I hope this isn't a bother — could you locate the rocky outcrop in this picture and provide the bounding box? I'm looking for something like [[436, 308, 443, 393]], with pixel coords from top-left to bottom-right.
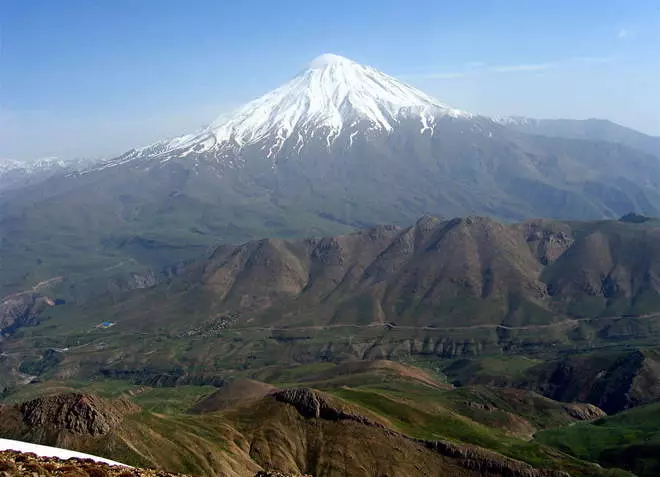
[[107, 269, 158, 293], [272, 388, 327, 419], [417, 439, 571, 477], [272, 388, 384, 427], [562, 403, 606, 421], [0, 293, 51, 335], [19, 393, 139, 437], [524, 222, 574, 265]]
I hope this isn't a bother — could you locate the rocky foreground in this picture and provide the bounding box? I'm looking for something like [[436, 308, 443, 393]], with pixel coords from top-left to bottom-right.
[[0, 450, 183, 476], [0, 450, 310, 477]]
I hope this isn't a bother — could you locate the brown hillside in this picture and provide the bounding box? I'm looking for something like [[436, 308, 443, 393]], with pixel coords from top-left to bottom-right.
[[188, 379, 275, 414], [236, 388, 573, 477], [0, 389, 607, 477], [94, 216, 660, 335], [293, 359, 448, 389]]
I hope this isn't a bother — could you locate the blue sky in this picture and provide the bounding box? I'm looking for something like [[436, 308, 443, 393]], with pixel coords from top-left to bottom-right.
[[2, 0, 659, 160]]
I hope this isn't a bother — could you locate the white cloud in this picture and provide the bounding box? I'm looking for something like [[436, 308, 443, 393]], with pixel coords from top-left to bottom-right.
[[402, 53, 616, 82], [490, 62, 556, 73], [406, 71, 468, 80], [572, 56, 614, 64]]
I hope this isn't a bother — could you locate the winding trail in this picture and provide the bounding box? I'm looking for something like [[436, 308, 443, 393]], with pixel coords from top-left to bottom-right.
[[228, 311, 660, 334]]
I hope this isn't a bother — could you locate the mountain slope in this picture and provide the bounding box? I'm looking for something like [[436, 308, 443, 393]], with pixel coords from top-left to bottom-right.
[[536, 400, 660, 477], [0, 387, 619, 477], [3, 215, 660, 395]]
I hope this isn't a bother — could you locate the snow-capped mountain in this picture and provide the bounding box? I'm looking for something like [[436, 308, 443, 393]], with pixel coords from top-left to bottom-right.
[[1, 157, 68, 174], [3, 53, 660, 302], [105, 54, 472, 167]]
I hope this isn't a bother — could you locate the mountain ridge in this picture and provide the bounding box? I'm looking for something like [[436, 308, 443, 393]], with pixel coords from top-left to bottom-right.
[[3, 215, 660, 399], [497, 116, 660, 157]]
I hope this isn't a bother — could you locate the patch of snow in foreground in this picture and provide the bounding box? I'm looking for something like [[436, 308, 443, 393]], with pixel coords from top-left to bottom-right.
[[0, 438, 130, 467]]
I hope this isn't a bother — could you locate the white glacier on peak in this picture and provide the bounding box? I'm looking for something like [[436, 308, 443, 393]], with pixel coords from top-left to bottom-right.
[[134, 54, 471, 160], [308, 53, 353, 69]]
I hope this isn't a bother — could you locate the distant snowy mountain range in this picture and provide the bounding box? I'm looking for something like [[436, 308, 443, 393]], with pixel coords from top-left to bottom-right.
[[0, 156, 97, 191]]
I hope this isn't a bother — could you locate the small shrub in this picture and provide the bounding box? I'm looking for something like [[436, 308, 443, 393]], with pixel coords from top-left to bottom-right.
[[0, 462, 17, 472], [85, 465, 110, 477]]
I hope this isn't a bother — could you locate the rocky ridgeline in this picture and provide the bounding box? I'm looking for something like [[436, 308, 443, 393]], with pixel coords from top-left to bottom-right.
[[272, 388, 383, 425]]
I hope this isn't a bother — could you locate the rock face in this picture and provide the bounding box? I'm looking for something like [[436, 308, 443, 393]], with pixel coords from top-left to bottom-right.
[[272, 388, 327, 419], [18, 394, 139, 437], [517, 350, 660, 414]]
